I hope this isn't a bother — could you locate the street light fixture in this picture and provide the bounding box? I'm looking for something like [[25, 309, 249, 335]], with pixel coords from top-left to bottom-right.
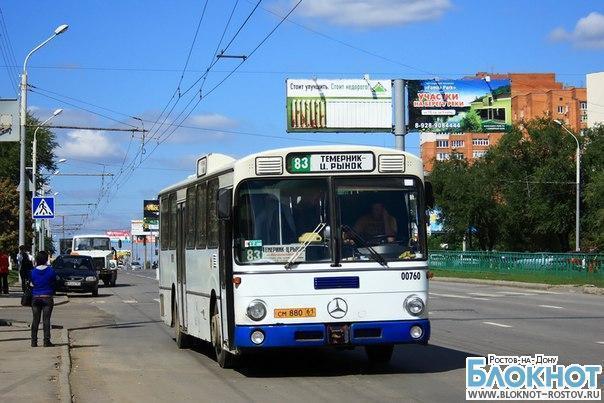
[[554, 119, 581, 252], [32, 108, 63, 253], [19, 23, 69, 247]]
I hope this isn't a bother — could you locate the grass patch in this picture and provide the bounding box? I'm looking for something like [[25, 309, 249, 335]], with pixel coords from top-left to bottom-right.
[[430, 268, 604, 288], [8, 271, 19, 285]]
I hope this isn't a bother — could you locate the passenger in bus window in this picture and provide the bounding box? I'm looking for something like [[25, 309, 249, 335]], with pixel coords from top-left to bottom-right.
[[353, 202, 397, 243]]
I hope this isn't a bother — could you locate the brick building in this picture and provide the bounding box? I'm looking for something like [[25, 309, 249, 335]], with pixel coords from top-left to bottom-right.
[[420, 72, 587, 172]]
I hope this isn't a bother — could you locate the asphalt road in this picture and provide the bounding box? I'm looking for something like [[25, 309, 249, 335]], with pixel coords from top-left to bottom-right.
[[53, 270, 603, 402]]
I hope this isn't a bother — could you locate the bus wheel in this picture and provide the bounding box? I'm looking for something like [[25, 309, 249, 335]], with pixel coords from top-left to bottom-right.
[[173, 303, 188, 349], [365, 344, 394, 365], [211, 303, 235, 368]]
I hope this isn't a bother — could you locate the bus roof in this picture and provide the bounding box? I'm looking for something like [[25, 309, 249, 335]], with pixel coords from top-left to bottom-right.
[[159, 145, 421, 195], [73, 234, 111, 239]]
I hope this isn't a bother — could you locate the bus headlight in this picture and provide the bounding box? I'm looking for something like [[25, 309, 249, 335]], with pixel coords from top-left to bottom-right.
[[404, 295, 425, 316], [246, 300, 267, 321]]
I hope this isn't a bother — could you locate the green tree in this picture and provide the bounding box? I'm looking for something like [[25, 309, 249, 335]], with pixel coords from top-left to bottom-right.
[[460, 109, 483, 132], [0, 112, 58, 252], [581, 124, 604, 251], [0, 112, 58, 187], [429, 118, 588, 252]]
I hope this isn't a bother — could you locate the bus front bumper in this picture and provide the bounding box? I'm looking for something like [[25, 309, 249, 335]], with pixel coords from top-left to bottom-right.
[[234, 319, 430, 348]]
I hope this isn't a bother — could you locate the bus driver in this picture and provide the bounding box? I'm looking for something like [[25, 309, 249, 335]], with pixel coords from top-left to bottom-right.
[[354, 202, 397, 243]]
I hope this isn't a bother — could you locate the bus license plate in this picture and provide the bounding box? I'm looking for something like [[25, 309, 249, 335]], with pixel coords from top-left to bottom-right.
[[274, 307, 316, 318]]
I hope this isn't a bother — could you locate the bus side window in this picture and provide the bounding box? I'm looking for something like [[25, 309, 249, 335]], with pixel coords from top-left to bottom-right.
[[186, 186, 196, 249], [160, 196, 169, 250], [207, 179, 219, 248], [196, 183, 207, 249], [169, 193, 177, 250]]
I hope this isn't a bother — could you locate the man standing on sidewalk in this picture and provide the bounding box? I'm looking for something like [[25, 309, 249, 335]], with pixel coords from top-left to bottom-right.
[[0, 251, 9, 294], [17, 245, 34, 292]]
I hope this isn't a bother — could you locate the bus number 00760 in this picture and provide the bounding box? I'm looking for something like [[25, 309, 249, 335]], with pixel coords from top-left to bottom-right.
[[401, 271, 421, 280]]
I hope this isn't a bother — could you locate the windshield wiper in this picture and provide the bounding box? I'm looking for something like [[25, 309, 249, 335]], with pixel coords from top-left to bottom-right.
[[284, 222, 326, 269], [341, 225, 388, 267]]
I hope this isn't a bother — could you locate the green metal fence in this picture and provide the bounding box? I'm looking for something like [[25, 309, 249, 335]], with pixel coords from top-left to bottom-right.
[[428, 251, 604, 285]]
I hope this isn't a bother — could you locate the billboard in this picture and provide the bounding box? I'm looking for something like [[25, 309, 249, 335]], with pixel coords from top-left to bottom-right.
[[131, 220, 145, 236], [106, 230, 130, 242], [286, 79, 392, 132], [143, 200, 159, 232], [407, 79, 511, 133], [0, 99, 19, 142]]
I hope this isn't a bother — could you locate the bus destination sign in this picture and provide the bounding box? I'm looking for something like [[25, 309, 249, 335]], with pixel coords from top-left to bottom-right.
[[287, 152, 374, 173]]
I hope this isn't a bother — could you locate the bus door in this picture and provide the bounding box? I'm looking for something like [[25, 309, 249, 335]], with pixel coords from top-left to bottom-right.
[[217, 187, 235, 349], [176, 202, 188, 331]]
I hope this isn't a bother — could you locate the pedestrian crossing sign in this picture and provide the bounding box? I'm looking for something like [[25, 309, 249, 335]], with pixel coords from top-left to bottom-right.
[[32, 197, 55, 219]]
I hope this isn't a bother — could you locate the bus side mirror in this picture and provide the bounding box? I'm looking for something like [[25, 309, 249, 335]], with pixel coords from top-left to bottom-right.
[[425, 181, 435, 210], [217, 188, 232, 220]]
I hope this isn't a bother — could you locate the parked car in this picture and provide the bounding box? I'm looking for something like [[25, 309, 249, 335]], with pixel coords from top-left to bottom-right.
[[130, 261, 142, 270], [52, 255, 99, 296]]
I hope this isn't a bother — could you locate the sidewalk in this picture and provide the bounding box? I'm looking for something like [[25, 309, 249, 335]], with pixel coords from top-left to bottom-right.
[[0, 285, 71, 403]]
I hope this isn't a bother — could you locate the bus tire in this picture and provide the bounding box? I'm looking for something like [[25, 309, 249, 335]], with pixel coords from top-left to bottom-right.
[[365, 344, 394, 365], [173, 302, 188, 349], [211, 302, 235, 368]]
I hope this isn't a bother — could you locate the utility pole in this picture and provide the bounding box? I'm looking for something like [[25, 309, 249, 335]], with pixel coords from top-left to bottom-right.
[[393, 79, 406, 151], [555, 120, 581, 252], [19, 24, 69, 247]]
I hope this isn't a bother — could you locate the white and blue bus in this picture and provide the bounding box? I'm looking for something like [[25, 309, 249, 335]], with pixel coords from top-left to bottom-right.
[[158, 145, 433, 367]]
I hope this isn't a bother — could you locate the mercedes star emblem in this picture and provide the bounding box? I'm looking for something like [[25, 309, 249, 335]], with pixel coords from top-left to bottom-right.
[[327, 297, 348, 319]]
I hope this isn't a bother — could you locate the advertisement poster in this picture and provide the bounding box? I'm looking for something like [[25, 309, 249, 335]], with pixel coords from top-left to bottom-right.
[[143, 200, 159, 232], [0, 99, 19, 142], [286, 79, 392, 132], [407, 79, 511, 133]]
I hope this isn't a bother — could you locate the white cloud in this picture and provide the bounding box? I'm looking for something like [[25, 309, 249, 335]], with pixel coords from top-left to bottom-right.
[[549, 12, 604, 49], [283, 0, 451, 28], [188, 113, 237, 128], [57, 130, 124, 162]]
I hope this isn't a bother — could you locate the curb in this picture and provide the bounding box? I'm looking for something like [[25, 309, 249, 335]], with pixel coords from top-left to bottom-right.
[[59, 328, 72, 403], [0, 295, 69, 309], [432, 277, 604, 295]]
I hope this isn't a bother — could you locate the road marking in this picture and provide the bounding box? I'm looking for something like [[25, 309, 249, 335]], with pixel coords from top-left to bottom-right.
[[538, 304, 564, 309], [90, 300, 106, 304], [430, 292, 490, 301], [596, 341, 604, 345], [469, 292, 499, 297], [496, 291, 537, 296], [153, 298, 160, 302], [122, 299, 138, 304], [483, 321, 512, 328]]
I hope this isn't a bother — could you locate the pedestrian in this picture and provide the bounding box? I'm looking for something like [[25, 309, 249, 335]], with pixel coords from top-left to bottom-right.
[[30, 250, 56, 347], [17, 245, 34, 292], [0, 250, 9, 294]]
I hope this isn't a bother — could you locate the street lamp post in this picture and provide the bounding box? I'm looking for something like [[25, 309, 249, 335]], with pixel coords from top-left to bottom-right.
[[31, 108, 63, 253], [19, 24, 68, 248], [554, 120, 581, 252]]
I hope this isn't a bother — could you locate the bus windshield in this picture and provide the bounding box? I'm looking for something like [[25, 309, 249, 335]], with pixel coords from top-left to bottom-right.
[[337, 177, 425, 262], [234, 176, 426, 265], [235, 178, 330, 264], [74, 237, 111, 251]]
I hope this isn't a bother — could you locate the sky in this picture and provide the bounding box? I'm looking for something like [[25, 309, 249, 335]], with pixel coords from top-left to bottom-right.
[[0, 0, 603, 235]]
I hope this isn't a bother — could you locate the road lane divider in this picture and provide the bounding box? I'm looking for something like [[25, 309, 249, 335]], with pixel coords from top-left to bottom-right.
[[430, 292, 490, 301], [538, 304, 564, 309], [482, 321, 512, 328], [122, 300, 138, 304]]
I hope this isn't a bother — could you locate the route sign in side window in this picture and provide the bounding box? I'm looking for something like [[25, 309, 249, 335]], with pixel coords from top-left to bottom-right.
[[186, 186, 197, 249], [207, 179, 219, 248], [196, 183, 207, 249]]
